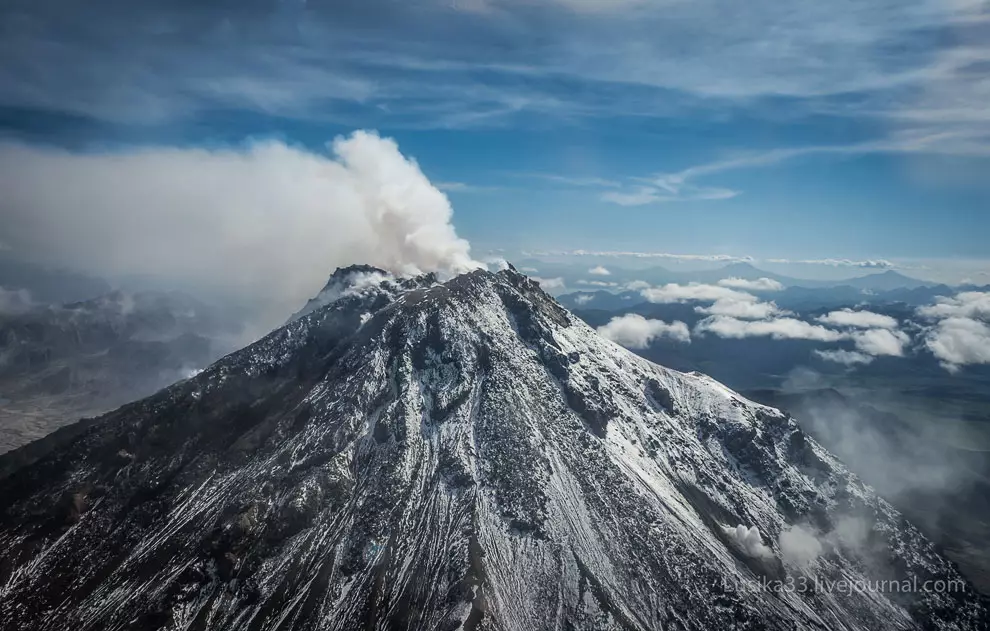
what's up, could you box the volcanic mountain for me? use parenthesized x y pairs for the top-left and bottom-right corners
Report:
(0, 266), (986, 630)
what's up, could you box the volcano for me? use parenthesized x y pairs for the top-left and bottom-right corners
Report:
(0, 266), (985, 630)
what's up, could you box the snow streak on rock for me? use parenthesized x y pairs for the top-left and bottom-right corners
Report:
(0, 265), (986, 630)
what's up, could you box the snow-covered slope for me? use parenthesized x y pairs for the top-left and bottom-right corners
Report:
(0, 266), (986, 630)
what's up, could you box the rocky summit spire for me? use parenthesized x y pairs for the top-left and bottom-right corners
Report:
(0, 268), (986, 630)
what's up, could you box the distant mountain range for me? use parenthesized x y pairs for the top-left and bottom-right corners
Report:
(524, 259), (939, 295)
(0, 256), (111, 304)
(0, 290), (243, 453)
(552, 262), (981, 313)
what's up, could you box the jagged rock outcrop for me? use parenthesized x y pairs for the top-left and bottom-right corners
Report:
(0, 267), (986, 630)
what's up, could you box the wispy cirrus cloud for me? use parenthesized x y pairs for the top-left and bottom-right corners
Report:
(510, 173), (623, 189)
(1, 0), (988, 144)
(600, 184), (740, 206)
(594, 128), (990, 206)
(435, 181), (504, 193)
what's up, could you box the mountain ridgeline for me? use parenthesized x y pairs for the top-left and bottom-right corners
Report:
(0, 266), (986, 630)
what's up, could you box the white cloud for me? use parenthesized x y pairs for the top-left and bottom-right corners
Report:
(643, 130), (990, 206)
(588, 265), (611, 276)
(2, 0), (989, 169)
(918, 292), (990, 371)
(510, 173), (622, 188)
(814, 349), (874, 366)
(917, 292), (990, 320)
(573, 293), (594, 305)
(601, 185), (739, 206)
(597, 314), (690, 348)
(600, 187), (664, 207)
(695, 298), (783, 320)
(436, 181), (470, 192)
(0, 131), (480, 328)
(536, 250), (755, 263)
(624, 280), (652, 291)
(532, 276), (566, 291)
(519, 266), (539, 273)
(577, 280), (618, 287)
(716, 277), (783, 291)
(695, 316), (845, 342)
(817, 309), (899, 329)
(765, 258), (896, 269)
(852, 328), (910, 357)
(641, 283), (758, 304)
(925, 317), (990, 370)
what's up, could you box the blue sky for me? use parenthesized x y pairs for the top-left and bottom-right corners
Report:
(1, 0), (988, 283)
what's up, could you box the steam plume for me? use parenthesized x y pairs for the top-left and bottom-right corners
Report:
(0, 130), (481, 328)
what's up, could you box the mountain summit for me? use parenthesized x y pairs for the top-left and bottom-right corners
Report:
(0, 267), (985, 630)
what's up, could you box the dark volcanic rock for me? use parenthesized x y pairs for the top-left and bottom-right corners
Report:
(0, 268), (986, 630)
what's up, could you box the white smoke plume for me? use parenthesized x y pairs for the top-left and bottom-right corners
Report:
(0, 287), (34, 314)
(778, 524), (823, 568)
(0, 130), (481, 329)
(725, 524), (773, 559)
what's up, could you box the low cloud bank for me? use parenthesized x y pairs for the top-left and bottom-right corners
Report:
(632, 281), (920, 366)
(696, 316), (845, 342)
(918, 292), (990, 371)
(696, 297), (783, 320)
(814, 349), (874, 366)
(641, 282), (755, 304)
(532, 277), (566, 291)
(925, 317), (990, 371)
(717, 277), (783, 292)
(818, 309), (898, 330)
(852, 328), (909, 357)
(597, 314), (690, 348)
